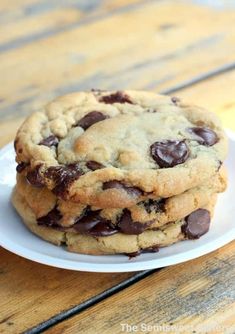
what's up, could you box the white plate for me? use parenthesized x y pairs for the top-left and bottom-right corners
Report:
(0, 130), (235, 273)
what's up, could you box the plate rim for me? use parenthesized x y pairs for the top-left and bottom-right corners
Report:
(0, 227), (234, 272)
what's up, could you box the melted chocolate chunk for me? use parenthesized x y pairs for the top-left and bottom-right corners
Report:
(37, 207), (62, 228)
(142, 199), (166, 214)
(126, 245), (159, 258)
(39, 135), (59, 147)
(171, 96), (180, 104)
(16, 162), (29, 173)
(86, 161), (104, 171)
(100, 91), (133, 104)
(26, 165), (44, 187)
(45, 164), (83, 197)
(89, 221), (118, 237)
(74, 210), (102, 233)
(143, 245), (159, 253)
(103, 181), (143, 198)
(182, 208), (210, 239)
(150, 140), (189, 168)
(118, 209), (152, 235)
(74, 210), (118, 236)
(187, 127), (219, 146)
(76, 111), (108, 130)
(126, 251), (141, 258)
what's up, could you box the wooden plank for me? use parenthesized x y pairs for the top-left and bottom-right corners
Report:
(48, 241), (235, 334)
(0, 247), (135, 334)
(0, 0), (141, 14)
(0, 0), (142, 43)
(0, 0), (38, 12)
(0, 9), (81, 45)
(1, 1), (235, 123)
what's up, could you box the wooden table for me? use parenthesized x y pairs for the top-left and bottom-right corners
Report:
(0, 1), (235, 333)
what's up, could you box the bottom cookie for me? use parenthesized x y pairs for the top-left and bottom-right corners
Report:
(11, 188), (216, 255)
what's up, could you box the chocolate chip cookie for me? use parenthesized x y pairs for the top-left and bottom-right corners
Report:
(14, 90), (228, 208)
(12, 186), (217, 255)
(14, 167), (226, 231)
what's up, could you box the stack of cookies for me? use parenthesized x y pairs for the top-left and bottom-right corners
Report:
(12, 90), (228, 256)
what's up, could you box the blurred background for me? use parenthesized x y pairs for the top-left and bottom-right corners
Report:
(0, 0), (235, 145)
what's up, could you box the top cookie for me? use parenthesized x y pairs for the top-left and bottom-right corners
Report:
(14, 90), (227, 208)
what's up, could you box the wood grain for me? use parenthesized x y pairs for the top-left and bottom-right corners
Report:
(0, 0), (141, 14)
(47, 241), (235, 334)
(0, 247), (134, 334)
(1, 0), (235, 124)
(0, 0), (144, 46)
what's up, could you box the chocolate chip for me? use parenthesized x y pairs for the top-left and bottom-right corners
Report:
(86, 161), (104, 171)
(16, 162), (29, 173)
(171, 96), (180, 104)
(187, 127), (219, 146)
(142, 245), (159, 253)
(103, 181), (125, 190)
(37, 207), (62, 228)
(103, 181), (143, 198)
(182, 208), (210, 239)
(39, 135), (59, 147)
(74, 210), (118, 236)
(76, 111), (108, 130)
(74, 211), (101, 233)
(26, 165), (44, 187)
(150, 140), (189, 168)
(126, 245), (159, 258)
(100, 91), (133, 104)
(118, 209), (152, 235)
(45, 164), (83, 197)
(89, 221), (118, 237)
(126, 251), (141, 258)
(142, 199), (166, 214)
